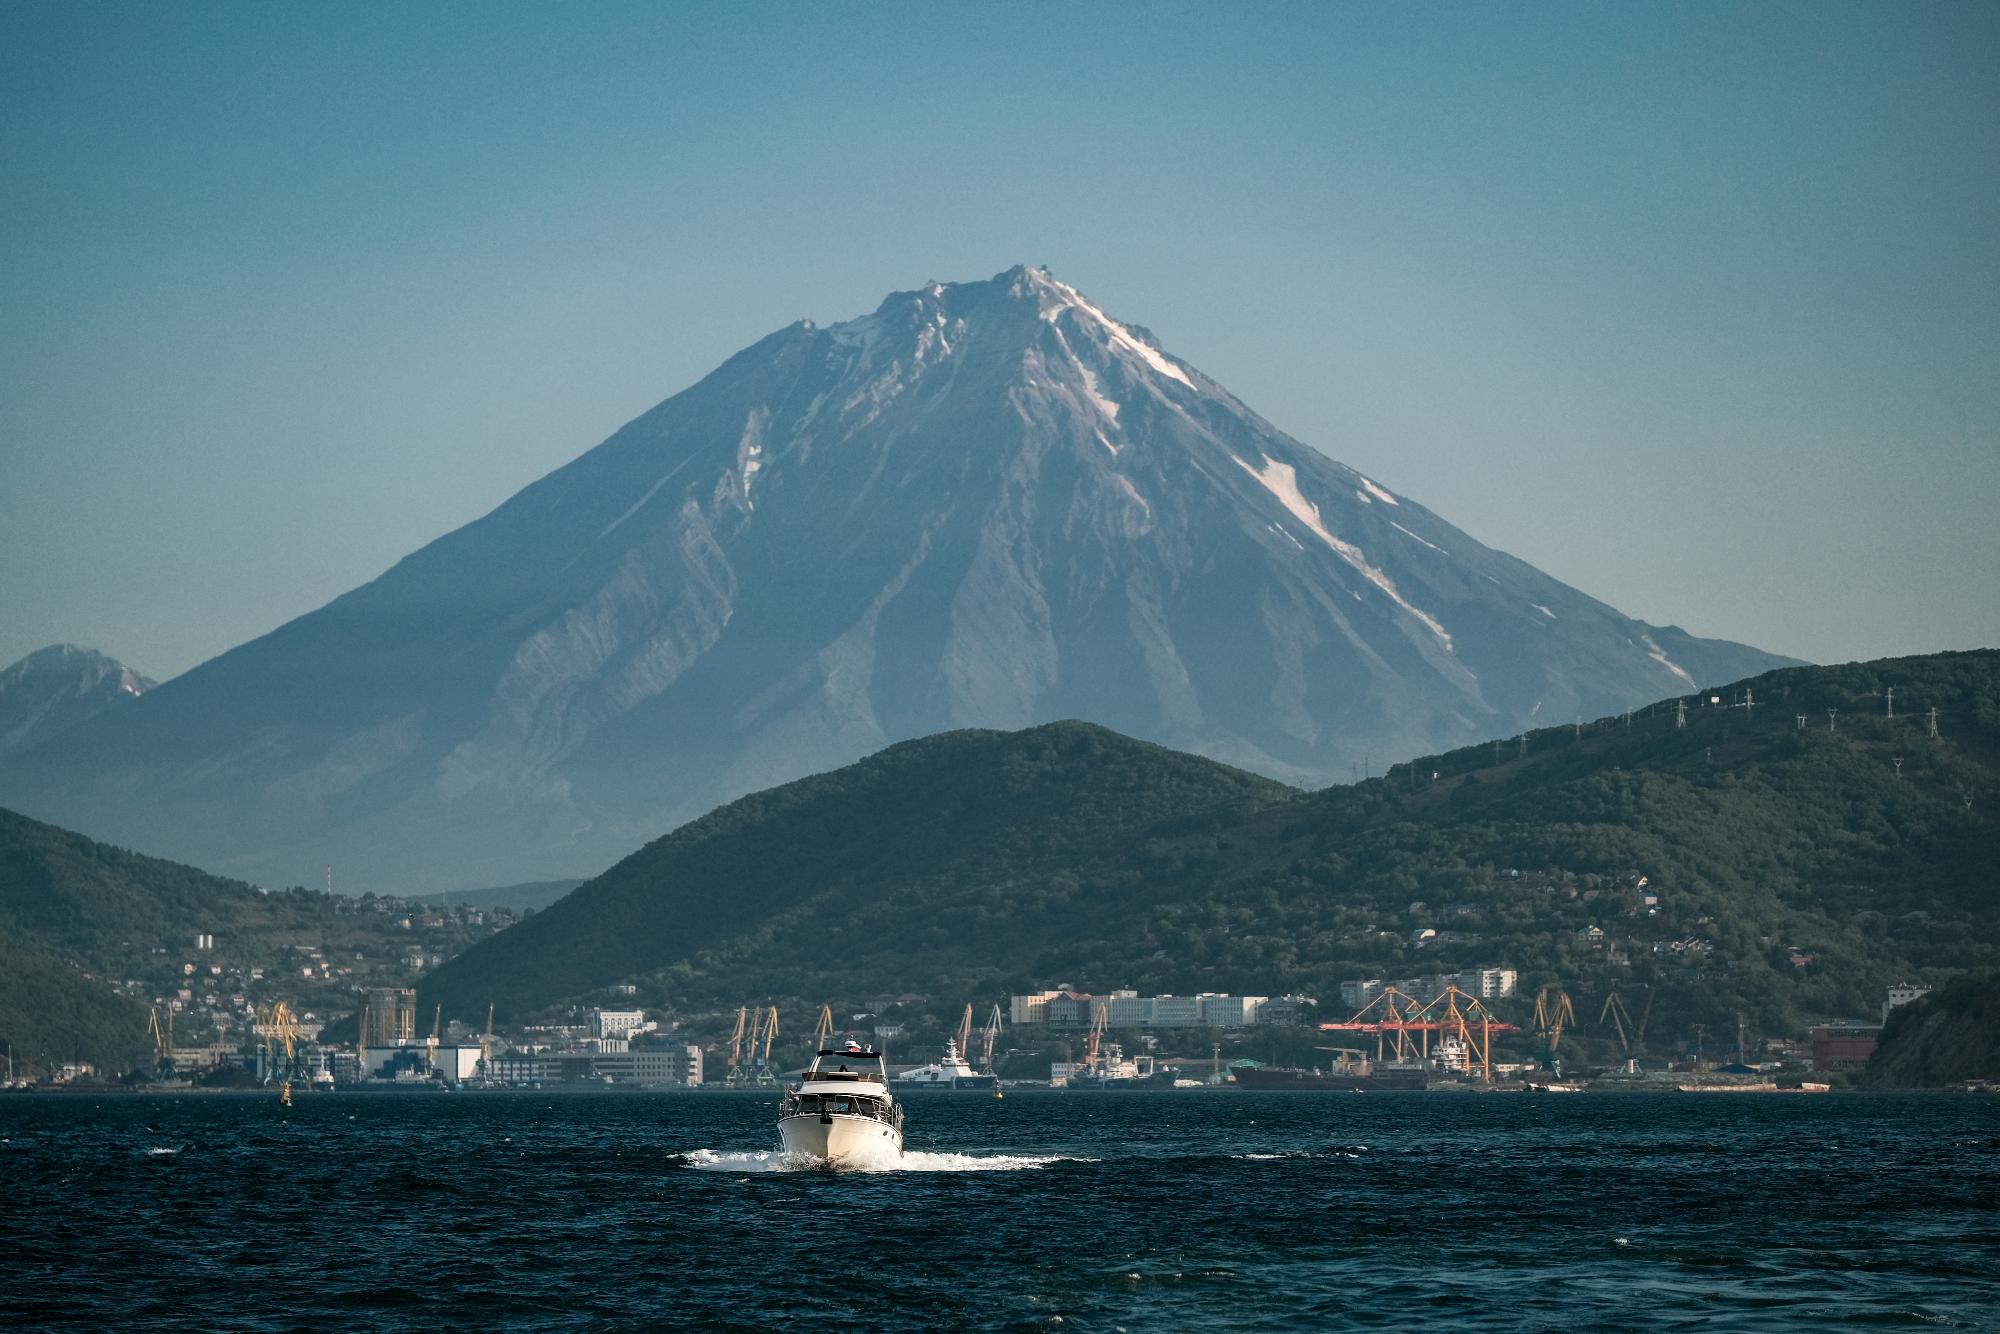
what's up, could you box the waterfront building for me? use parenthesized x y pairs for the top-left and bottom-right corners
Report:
(1010, 991), (1059, 1024)
(1044, 992), (1096, 1027)
(1811, 1024), (1882, 1071)
(1883, 984), (1931, 1021)
(1198, 995), (1266, 1027)
(590, 1009), (648, 1040)
(489, 1054), (563, 1084)
(558, 1046), (703, 1086)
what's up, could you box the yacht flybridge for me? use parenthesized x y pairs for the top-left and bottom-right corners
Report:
(778, 1041), (905, 1165)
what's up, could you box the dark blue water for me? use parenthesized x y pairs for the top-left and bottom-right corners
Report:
(3, 1090), (1995, 1330)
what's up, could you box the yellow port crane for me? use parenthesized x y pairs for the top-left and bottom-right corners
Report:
(725, 1007), (749, 1085)
(755, 1006), (779, 1084)
(978, 1004), (1003, 1074)
(254, 1001), (303, 1104)
(478, 1003), (496, 1083)
(148, 1006), (175, 1080)
(1080, 1001), (1108, 1076)
(953, 1004), (974, 1063)
(1533, 987), (1576, 1071)
(813, 1004), (834, 1053)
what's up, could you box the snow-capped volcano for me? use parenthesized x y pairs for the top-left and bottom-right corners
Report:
(0, 266), (1794, 888)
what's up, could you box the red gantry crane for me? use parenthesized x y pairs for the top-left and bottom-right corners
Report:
(1319, 984), (1518, 1081)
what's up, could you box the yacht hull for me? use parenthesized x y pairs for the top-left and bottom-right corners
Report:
(777, 1113), (903, 1165)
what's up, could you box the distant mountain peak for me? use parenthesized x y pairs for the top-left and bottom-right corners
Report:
(0, 269), (1799, 888)
(0, 644), (155, 756)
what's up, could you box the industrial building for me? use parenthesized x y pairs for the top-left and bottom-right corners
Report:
(1012, 990), (1273, 1029)
(558, 1046), (703, 1086)
(359, 987), (417, 1047)
(1811, 1024), (1881, 1071)
(359, 1042), (483, 1082)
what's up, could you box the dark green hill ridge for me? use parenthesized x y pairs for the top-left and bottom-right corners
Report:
(1866, 972), (2000, 1087)
(421, 651), (1998, 1046)
(420, 722), (1288, 1020)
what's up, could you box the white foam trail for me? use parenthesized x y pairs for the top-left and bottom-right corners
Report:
(681, 1147), (1080, 1174)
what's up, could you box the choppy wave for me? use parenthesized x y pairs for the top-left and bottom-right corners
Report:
(681, 1146), (1079, 1173)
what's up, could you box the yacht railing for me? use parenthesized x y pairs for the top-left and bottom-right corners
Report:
(778, 1090), (904, 1131)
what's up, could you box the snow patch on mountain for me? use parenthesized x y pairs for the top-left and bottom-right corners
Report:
(600, 458), (695, 541)
(1358, 476), (1399, 506)
(1641, 633), (1697, 687)
(1112, 473), (1152, 523)
(1231, 453), (1452, 650)
(1032, 271), (1194, 388)
(1389, 522), (1447, 555)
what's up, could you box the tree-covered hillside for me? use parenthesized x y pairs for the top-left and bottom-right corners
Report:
(420, 651), (1997, 1052)
(0, 808), (522, 1077)
(419, 722), (1288, 1021)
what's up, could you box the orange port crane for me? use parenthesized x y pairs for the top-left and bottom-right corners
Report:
(1319, 985), (1518, 1081)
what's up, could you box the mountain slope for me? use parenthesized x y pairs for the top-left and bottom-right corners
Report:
(0, 267), (1794, 889)
(0, 645), (153, 757)
(420, 650), (1997, 1044)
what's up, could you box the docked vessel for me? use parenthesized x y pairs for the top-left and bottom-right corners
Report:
(777, 1042), (904, 1165)
(892, 1037), (997, 1092)
(1231, 1053), (1429, 1091)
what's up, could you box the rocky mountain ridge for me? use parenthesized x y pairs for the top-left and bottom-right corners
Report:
(0, 645), (154, 757)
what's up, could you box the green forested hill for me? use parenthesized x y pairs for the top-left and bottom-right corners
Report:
(421, 651), (1998, 1050)
(0, 931), (150, 1076)
(0, 807), (515, 1075)
(419, 722), (1289, 1021)
(1865, 971), (2000, 1086)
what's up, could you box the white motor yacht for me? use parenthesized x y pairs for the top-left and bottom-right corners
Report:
(777, 1041), (904, 1164)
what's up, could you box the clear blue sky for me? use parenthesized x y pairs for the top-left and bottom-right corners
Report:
(3, 1), (1995, 679)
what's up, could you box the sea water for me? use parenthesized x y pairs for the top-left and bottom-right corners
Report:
(2, 1090), (1994, 1330)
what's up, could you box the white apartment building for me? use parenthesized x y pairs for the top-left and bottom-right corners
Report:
(590, 1009), (648, 1040)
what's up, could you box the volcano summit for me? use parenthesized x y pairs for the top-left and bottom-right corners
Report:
(0, 267), (1794, 887)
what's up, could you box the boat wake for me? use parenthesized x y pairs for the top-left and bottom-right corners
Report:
(681, 1147), (1080, 1174)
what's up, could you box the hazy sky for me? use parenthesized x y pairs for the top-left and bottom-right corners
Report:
(3, 2), (1995, 680)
